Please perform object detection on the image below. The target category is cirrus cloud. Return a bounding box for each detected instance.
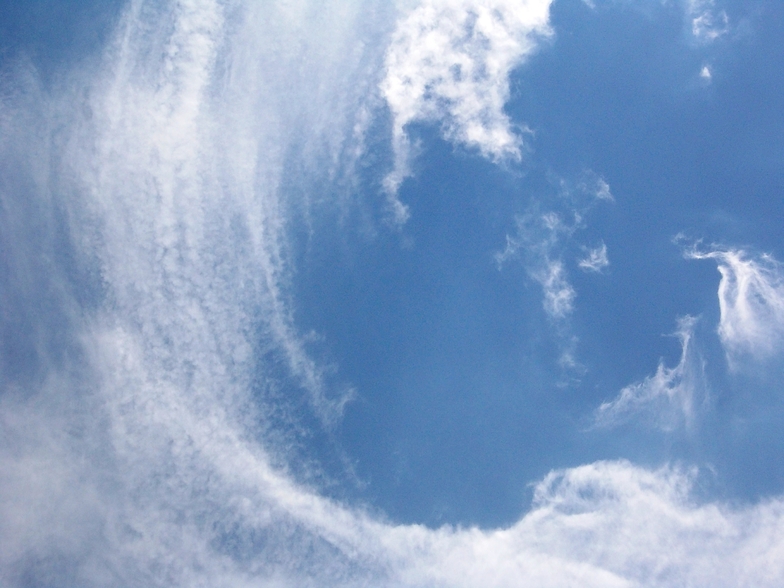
[380,0,553,221]
[684,245,784,369]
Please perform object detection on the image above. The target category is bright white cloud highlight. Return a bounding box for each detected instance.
[595,316,705,430]
[380,0,553,220]
[685,246,784,368]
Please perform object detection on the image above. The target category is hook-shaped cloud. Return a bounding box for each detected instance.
[685,246,784,369]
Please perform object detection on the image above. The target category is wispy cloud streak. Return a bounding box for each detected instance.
[0,0,389,582]
[1,1,784,586]
[685,245,784,368]
[594,316,706,430]
[579,242,609,273]
[497,211,577,320]
[496,173,613,370]
[496,171,613,321]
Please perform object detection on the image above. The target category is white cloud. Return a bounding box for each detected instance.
[498,211,577,320]
[3,1,784,586]
[539,260,577,319]
[700,64,712,80]
[496,176,612,375]
[594,316,706,430]
[579,242,609,273]
[380,0,553,220]
[0,0,390,580]
[685,246,784,368]
[497,174,613,321]
[6,406,784,588]
[579,173,614,203]
[688,0,729,42]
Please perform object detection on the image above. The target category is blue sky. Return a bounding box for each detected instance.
[2,0,784,586]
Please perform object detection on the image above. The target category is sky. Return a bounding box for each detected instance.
[1,0,784,586]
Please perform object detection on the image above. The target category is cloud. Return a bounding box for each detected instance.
[594,316,706,430]
[539,259,578,319]
[579,172,614,203]
[684,246,784,368]
[2,1,784,587]
[497,174,613,321]
[496,174,612,374]
[0,0,390,580]
[380,0,553,220]
[3,361,782,586]
[7,416,784,588]
[688,0,729,42]
[498,211,577,320]
[579,242,609,273]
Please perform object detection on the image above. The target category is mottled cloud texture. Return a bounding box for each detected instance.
[688,0,729,42]
[1,1,783,587]
[380,0,552,221]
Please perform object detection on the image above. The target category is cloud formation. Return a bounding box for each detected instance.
[0,0,389,581]
[497,173,613,321]
[497,211,577,320]
[688,0,729,42]
[685,246,784,368]
[496,173,613,373]
[594,316,706,430]
[5,417,784,588]
[579,242,609,273]
[380,0,553,220]
[2,1,784,587]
